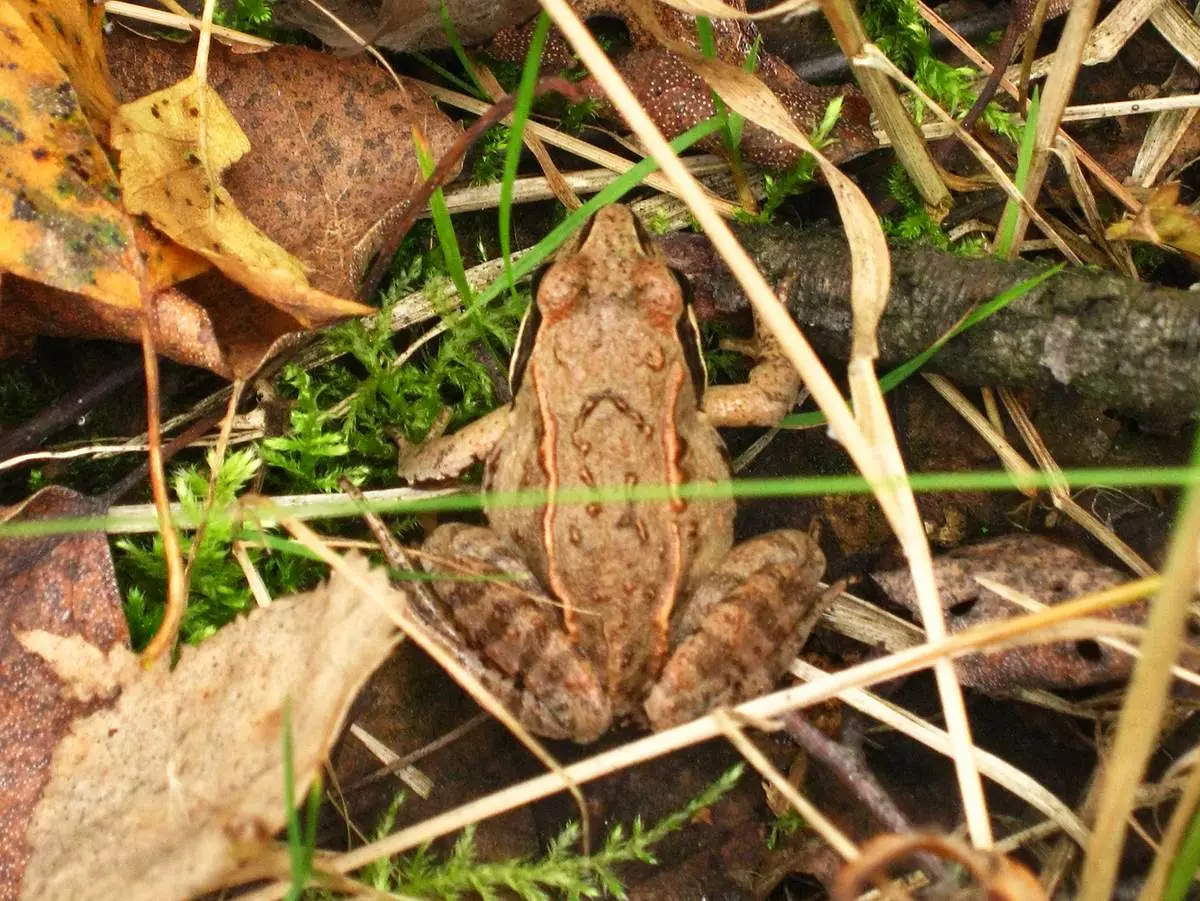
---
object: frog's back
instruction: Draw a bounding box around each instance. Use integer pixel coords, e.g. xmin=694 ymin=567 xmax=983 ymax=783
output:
xmin=485 ymin=298 xmax=735 ymax=707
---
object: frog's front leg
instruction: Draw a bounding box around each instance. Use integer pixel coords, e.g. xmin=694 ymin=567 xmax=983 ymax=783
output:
xmin=420 ymin=522 xmax=613 ymax=742
xmin=398 ymin=407 xmax=511 ymax=483
xmin=702 ymin=309 xmax=802 ymax=428
xmin=644 ymin=530 xmax=826 ymax=730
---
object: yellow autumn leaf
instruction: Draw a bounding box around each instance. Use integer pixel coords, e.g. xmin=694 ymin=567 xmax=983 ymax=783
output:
xmin=0 ymin=1 xmax=142 ymax=308
xmin=1106 ymin=183 xmax=1200 ymax=263
xmin=5 ymin=0 xmax=117 ymax=136
xmin=110 ymin=74 xmax=372 ymax=325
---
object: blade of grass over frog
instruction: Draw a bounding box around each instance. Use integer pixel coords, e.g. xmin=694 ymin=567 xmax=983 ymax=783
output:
xmin=410 ymin=51 xmax=485 ymax=99
xmin=439 ymin=0 xmax=488 ymax=99
xmin=500 ymin=13 xmax=552 ymax=302
xmin=995 ymin=88 xmax=1041 ymax=257
xmin=471 ymin=115 xmax=725 ymax=310
xmin=8 ymin=465 xmax=1190 ymax=539
xmin=779 ymin=262 xmax=1062 ymax=428
xmin=414 ymin=134 xmax=476 ymax=308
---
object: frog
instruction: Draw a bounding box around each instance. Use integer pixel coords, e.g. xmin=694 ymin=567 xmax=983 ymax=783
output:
xmin=400 ymin=204 xmax=826 ymax=742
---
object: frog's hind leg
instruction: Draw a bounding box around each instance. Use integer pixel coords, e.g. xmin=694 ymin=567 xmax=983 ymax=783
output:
xmin=645 ymin=530 xmax=827 ymax=731
xmin=420 ymin=522 xmax=613 ymax=743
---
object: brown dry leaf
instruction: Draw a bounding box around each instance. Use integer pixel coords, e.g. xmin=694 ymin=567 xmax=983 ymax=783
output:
xmin=0 ymin=1 xmax=142 ymax=309
xmin=107 ymin=34 xmax=464 ymax=298
xmin=0 ymin=487 xmax=128 ymax=901
xmin=14 ymin=554 xmax=404 ymax=901
xmin=871 ymin=534 xmax=1146 ymax=693
xmin=0 ymin=275 xmax=305 ymax=377
xmin=276 ymin=0 xmax=541 ymax=52
xmin=3 ymin=0 xmax=117 ymax=135
xmin=110 ymin=73 xmax=373 ymax=327
xmin=1106 ymin=182 xmax=1200 ymax=263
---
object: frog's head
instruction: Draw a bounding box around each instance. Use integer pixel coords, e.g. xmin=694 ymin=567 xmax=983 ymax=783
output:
xmin=511 ymin=204 xmax=705 ymax=400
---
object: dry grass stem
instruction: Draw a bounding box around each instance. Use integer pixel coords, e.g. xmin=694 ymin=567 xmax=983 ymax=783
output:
xmin=923 ymin=375 xmax=1156 ymax=577
xmin=417 ymin=81 xmax=740 ymax=216
xmin=856 ymin=46 xmax=1080 ymax=263
xmin=1004 ymin=0 xmax=1101 ymax=254
xmin=660 ymin=0 xmax=821 ymax=20
xmin=1079 ymin=465 xmax=1200 ymax=900
xmin=712 ymin=709 xmax=861 ymax=860
xmin=103 ymin=1 xmax=275 ymax=47
xmin=1084 ymin=0 xmax=1167 ymax=63
xmin=346 ymin=724 xmax=433 ymax=799
xmin=1051 ymin=139 xmax=1137 ymax=276
xmin=789 ymin=660 xmax=1090 ymax=846
xmin=231 ymin=540 xmax=273 ymax=607
xmin=436 ymin=158 xmax=730 ymax=214
xmin=1131 ymin=98 xmax=1198 ymax=186
xmin=820 ymin=0 xmax=948 ymax=211
xmin=278 ymin=516 xmax=592 ymax=854
xmin=1149 ymin=0 xmax=1200 ymax=69
xmin=922 ymin=374 xmax=1039 ymax=494
xmin=477 ymin=64 xmax=582 ymax=211
xmin=105 ymin=485 xmax=461 ymax=534
xmin=915 ymin=1 xmax=1140 ymax=214
xmin=998 ymin=388 xmax=1155 ymax=575
xmin=974 ymin=576 xmax=1200 ymax=690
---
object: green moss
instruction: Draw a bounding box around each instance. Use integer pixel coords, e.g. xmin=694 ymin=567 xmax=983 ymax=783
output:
xmin=863 ymin=0 xmax=1019 ymax=138
xmin=304 ymin=765 xmax=745 ymax=899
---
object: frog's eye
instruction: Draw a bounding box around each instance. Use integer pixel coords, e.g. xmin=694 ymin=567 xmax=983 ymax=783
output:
xmin=536 ymin=259 xmax=588 ymax=322
xmin=631 ymin=261 xmax=685 ymax=326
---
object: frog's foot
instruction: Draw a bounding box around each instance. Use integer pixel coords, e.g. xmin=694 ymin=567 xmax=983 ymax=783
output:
xmin=703 ymin=307 xmax=801 ymax=428
xmin=422 ymin=523 xmax=613 ymax=742
xmin=397 ymin=408 xmax=510 ymax=484
xmin=644 ymin=530 xmax=826 ymax=731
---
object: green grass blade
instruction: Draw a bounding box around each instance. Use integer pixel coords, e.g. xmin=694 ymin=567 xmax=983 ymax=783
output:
xmin=439 ymin=0 xmax=487 ymax=99
xmin=727 ymin=33 xmax=760 ymax=147
xmin=499 ymin=12 xmax=552 ymax=301
xmin=779 ymin=261 xmax=1061 ymax=428
xmin=5 ymin=463 xmax=1200 ymax=538
xmin=1163 ymin=801 xmax=1200 ymax=901
xmin=410 ymin=50 xmax=485 ymax=98
xmin=414 ymin=136 xmax=476 ymax=310
xmin=694 ymin=16 xmax=740 ymax=165
xmin=994 ymin=87 xmax=1040 ymax=257
xmin=282 ymin=704 xmax=310 ymax=901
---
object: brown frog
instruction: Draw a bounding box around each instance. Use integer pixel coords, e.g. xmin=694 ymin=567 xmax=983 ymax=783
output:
xmin=400 ymin=205 xmax=825 ymax=742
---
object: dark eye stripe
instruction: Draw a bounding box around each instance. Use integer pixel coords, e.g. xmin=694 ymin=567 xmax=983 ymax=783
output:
xmin=673 ymin=269 xmax=707 ymax=401
xmin=509 ymin=301 xmax=542 ymax=397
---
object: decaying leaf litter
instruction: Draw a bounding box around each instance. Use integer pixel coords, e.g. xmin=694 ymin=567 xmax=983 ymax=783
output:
xmin=0 ymin=0 xmax=1199 ymax=897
